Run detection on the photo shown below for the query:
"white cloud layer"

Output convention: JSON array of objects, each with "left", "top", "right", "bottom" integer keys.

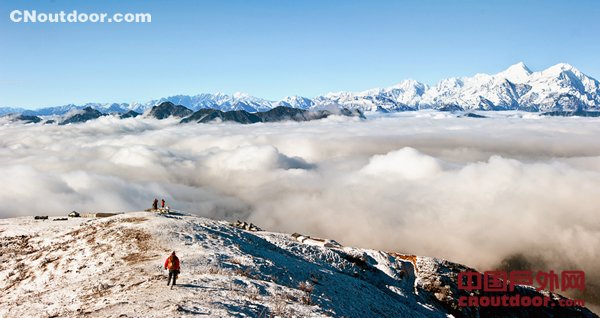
[{"left": 1, "top": 112, "right": 600, "bottom": 304}]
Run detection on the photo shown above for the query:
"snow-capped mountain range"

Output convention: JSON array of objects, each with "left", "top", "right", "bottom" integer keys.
[{"left": 2, "top": 62, "right": 599, "bottom": 116}]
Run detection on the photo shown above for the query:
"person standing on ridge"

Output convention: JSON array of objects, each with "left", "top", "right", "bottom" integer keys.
[
  {"left": 161, "top": 199, "right": 165, "bottom": 209},
  {"left": 152, "top": 198, "right": 158, "bottom": 210},
  {"left": 164, "top": 251, "right": 180, "bottom": 288}
]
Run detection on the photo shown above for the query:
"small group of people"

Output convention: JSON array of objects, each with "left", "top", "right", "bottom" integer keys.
[{"left": 152, "top": 198, "right": 167, "bottom": 210}]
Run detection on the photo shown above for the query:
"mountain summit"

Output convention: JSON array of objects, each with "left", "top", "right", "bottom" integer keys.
[{"left": 495, "top": 62, "right": 532, "bottom": 83}]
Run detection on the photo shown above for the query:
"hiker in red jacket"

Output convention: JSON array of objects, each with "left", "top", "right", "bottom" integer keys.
[{"left": 164, "top": 251, "right": 180, "bottom": 288}]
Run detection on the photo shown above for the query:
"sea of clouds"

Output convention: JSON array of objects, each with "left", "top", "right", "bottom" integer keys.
[{"left": 1, "top": 111, "right": 599, "bottom": 305}]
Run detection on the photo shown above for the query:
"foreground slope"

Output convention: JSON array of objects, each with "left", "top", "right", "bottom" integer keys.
[{"left": 0, "top": 212, "right": 596, "bottom": 317}]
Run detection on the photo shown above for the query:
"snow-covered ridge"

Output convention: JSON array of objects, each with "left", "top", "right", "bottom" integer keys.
[
  {"left": 2, "top": 62, "right": 599, "bottom": 116},
  {"left": 1, "top": 212, "right": 596, "bottom": 317}
]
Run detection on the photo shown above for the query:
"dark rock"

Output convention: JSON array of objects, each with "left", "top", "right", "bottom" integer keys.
[
  {"left": 552, "top": 93, "right": 585, "bottom": 112},
  {"left": 542, "top": 110, "right": 600, "bottom": 117},
  {"left": 119, "top": 110, "right": 140, "bottom": 119},
  {"left": 181, "top": 108, "right": 261, "bottom": 124},
  {"left": 59, "top": 107, "right": 104, "bottom": 125},
  {"left": 477, "top": 97, "right": 496, "bottom": 110},
  {"left": 181, "top": 106, "right": 364, "bottom": 124},
  {"left": 257, "top": 106, "right": 313, "bottom": 122},
  {"left": 338, "top": 108, "right": 366, "bottom": 119},
  {"left": 376, "top": 106, "right": 390, "bottom": 113},
  {"left": 146, "top": 102, "right": 193, "bottom": 119},
  {"left": 14, "top": 115, "right": 42, "bottom": 124},
  {"left": 461, "top": 113, "right": 487, "bottom": 118},
  {"left": 438, "top": 104, "right": 464, "bottom": 112}
]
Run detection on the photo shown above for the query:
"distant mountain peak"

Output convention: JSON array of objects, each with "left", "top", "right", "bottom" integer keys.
[
  {"left": 390, "top": 79, "right": 426, "bottom": 90},
  {"left": 551, "top": 62, "right": 575, "bottom": 70},
  {"left": 543, "top": 62, "right": 580, "bottom": 76},
  {"left": 232, "top": 92, "right": 251, "bottom": 99},
  {"left": 512, "top": 61, "right": 530, "bottom": 70},
  {"left": 495, "top": 62, "right": 532, "bottom": 83}
]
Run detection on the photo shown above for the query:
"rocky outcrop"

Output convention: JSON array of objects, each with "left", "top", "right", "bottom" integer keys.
[
  {"left": 59, "top": 107, "right": 104, "bottom": 125},
  {"left": 145, "top": 102, "right": 193, "bottom": 119},
  {"left": 181, "top": 106, "right": 365, "bottom": 124}
]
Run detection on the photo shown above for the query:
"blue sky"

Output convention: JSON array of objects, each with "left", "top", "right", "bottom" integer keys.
[{"left": 1, "top": 0, "right": 599, "bottom": 108}]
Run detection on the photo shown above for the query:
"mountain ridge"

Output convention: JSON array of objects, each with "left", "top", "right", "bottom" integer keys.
[
  {"left": 2, "top": 62, "right": 599, "bottom": 116},
  {"left": 0, "top": 211, "right": 597, "bottom": 317}
]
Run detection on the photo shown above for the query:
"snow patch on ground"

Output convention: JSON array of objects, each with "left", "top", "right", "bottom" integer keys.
[{"left": 1, "top": 212, "right": 597, "bottom": 317}]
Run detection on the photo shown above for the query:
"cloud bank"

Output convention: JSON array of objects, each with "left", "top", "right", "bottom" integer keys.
[{"left": 1, "top": 112, "right": 600, "bottom": 307}]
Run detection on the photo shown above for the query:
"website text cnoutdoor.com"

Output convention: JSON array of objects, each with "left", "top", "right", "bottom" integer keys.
[
  {"left": 459, "top": 294, "right": 585, "bottom": 308},
  {"left": 10, "top": 10, "right": 151, "bottom": 23}
]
